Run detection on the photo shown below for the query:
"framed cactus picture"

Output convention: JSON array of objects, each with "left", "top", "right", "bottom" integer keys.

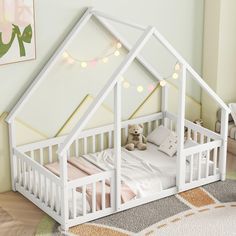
[{"left": 0, "top": 0, "right": 36, "bottom": 65}]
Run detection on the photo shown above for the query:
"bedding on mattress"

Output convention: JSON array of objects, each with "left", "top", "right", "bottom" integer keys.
[
  {"left": 83, "top": 142, "right": 218, "bottom": 193},
  {"left": 44, "top": 159, "right": 136, "bottom": 211}
]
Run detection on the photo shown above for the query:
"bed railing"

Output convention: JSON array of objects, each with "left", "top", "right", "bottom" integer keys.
[{"left": 165, "top": 112, "right": 222, "bottom": 189}]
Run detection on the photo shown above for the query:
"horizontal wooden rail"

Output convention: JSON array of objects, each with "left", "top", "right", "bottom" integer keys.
[
  {"left": 18, "top": 112, "right": 163, "bottom": 153},
  {"left": 183, "top": 140, "right": 222, "bottom": 156},
  {"left": 166, "top": 112, "right": 221, "bottom": 140}
]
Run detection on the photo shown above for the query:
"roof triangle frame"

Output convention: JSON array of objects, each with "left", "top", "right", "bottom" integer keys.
[{"left": 6, "top": 7, "right": 230, "bottom": 156}]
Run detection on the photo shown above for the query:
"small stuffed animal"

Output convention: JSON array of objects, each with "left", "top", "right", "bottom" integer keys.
[{"left": 125, "top": 124, "right": 147, "bottom": 151}]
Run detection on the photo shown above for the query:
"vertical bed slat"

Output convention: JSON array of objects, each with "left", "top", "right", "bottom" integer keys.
[
  {"left": 100, "top": 133, "right": 104, "bottom": 151},
  {"left": 33, "top": 169, "right": 37, "bottom": 196},
  {"left": 72, "top": 188, "right": 76, "bottom": 218},
  {"left": 92, "top": 135, "right": 96, "bottom": 153},
  {"left": 56, "top": 185, "right": 60, "bottom": 214},
  {"left": 200, "top": 134, "right": 204, "bottom": 144},
  {"left": 198, "top": 153, "right": 201, "bottom": 180},
  {"left": 45, "top": 178, "right": 48, "bottom": 206},
  {"left": 82, "top": 185, "right": 86, "bottom": 216},
  {"left": 92, "top": 182, "right": 96, "bottom": 213},
  {"left": 84, "top": 138, "right": 87, "bottom": 154},
  {"left": 50, "top": 181, "right": 55, "bottom": 211},
  {"left": 39, "top": 148, "right": 43, "bottom": 165},
  {"left": 108, "top": 131, "right": 112, "bottom": 148},
  {"left": 193, "top": 131, "right": 198, "bottom": 142},
  {"left": 48, "top": 146, "right": 52, "bottom": 163},
  {"left": 75, "top": 139, "right": 79, "bottom": 157},
  {"left": 187, "top": 128, "right": 191, "bottom": 140},
  {"left": 205, "top": 137, "right": 210, "bottom": 177},
  {"left": 17, "top": 156, "right": 21, "bottom": 184},
  {"left": 189, "top": 155, "right": 193, "bottom": 183},
  {"left": 213, "top": 147, "right": 217, "bottom": 175},
  {"left": 30, "top": 150, "right": 34, "bottom": 160},
  {"left": 101, "top": 180, "right": 106, "bottom": 210}
]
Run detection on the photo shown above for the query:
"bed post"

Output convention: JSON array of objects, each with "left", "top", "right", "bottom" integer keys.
[
  {"left": 219, "top": 109, "right": 229, "bottom": 181},
  {"left": 59, "top": 152, "right": 69, "bottom": 231},
  {"left": 114, "top": 81, "right": 121, "bottom": 210},
  {"left": 8, "top": 120, "right": 17, "bottom": 191},
  {"left": 176, "top": 65, "right": 186, "bottom": 191},
  {"left": 161, "top": 84, "right": 168, "bottom": 127}
]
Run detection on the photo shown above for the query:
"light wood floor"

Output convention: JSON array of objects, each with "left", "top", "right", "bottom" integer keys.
[{"left": 0, "top": 153, "right": 235, "bottom": 235}]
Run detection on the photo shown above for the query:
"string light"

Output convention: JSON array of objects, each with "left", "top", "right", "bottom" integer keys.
[
  {"left": 80, "top": 62, "right": 87, "bottom": 68},
  {"left": 102, "top": 57, "right": 109, "bottom": 63},
  {"left": 172, "top": 72, "right": 179, "bottom": 79},
  {"left": 137, "top": 86, "right": 144, "bottom": 93},
  {"left": 123, "top": 81, "right": 130, "bottom": 89},
  {"left": 62, "top": 41, "right": 122, "bottom": 67},
  {"left": 116, "top": 42, "right": 122, "bottom": 49},
  {"left": 160, "top": 80, "right": 167, "bottom": 87},
  {"left": 114, "top": 50, "right": 120, "bottom": 56},
  {"left": 174, "top": 63, "right": 181, "bottom": 71}
]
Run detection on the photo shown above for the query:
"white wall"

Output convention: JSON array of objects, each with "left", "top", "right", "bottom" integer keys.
[{"left": 202, "top": 0, "right": 236, "bottom": 129}]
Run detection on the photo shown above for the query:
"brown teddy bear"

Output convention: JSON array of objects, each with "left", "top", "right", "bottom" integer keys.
[{"left": 125, "top": 124, "right": 147, "bottom": 151}]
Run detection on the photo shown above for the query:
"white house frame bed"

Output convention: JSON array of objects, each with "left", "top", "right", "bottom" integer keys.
[{"left": 6, "top": 8, "right": 230, "bottom": 231}]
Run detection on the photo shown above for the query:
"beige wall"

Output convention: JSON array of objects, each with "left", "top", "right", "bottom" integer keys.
[
  {"left": 202, "top": 0, "right": 236, "bottom": 130},
  {"left": 0, "top": 0, "right": 204, "bottom": 192}
]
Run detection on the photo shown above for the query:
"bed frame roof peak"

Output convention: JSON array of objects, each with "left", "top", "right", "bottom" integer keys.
[{"left": 6, "top": 7, "right": 230, "bottom": 151}]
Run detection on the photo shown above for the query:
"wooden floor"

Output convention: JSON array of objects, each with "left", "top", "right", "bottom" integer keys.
[{"left": 0, "top": 153, "right": 235, "bottom": 236}]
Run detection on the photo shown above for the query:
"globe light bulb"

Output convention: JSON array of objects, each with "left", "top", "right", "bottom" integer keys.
[
  {"left": 114, "top": 50, "right": 120, "bottom": 56},
  {"left": 123, "top": 81, "right": 130, "bottom": 89},
  {"left": 120, "top": 76, "right": 125, "bottom": 82},
  {"left": 67, "top": 58, "right": 75, "bottom": 64},
  {"left": 175, "top": 63, "right": 181, "bottom": 71},
  {"left": 137, "top": 86, "right": 144, "bottom": 93},
  {"left": 116, "top": 42, "right": 122, "bottom": 49},
  {"left": 81, "top": 62, "right": 87, "bottom": 68},
  {"left": 62, "top": 52, "right": 69, "bottom": 59},
  {"left": 160, "top": 80, "right": 167, "bottom": 87},
  {"left": 148, "top": 84, "right": 155, "bottom": 92},
  {"left": 172, "top": 72, "right": 179, "bottom": 79},
  {"left": 102, "top": 57, "right": 108, "bottom": 63}
]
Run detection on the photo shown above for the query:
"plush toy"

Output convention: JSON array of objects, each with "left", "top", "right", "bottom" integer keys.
[{"left": 125, "top": 124, "right": 147, "bottom": 151}]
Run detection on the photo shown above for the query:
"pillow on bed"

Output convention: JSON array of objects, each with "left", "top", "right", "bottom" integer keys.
[
  {"left": 147, "top": 125, "right": 171, "bottom": 146},
  {"left": 158, "top": 132, "right": 177, "bottom": 157}
]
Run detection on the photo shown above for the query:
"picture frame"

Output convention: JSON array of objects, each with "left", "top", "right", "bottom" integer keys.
[{"left": 0, "top": 0, "right": 36, "bottom": 66}]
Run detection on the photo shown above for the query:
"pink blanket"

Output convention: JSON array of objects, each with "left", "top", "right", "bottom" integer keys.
[{"left": 45, "top": 157, "right": 136, "bottom": 210}]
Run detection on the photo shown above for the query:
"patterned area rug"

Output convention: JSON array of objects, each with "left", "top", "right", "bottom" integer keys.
[{"left": 34, "top": 179, "right": 236, "bottom": 236}]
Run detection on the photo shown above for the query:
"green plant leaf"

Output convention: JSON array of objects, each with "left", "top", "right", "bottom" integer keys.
[{"left": 21, "top": 24, "right": 33, "bottom": 43}]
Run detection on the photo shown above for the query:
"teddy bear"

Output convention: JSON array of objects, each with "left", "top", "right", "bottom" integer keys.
[{"left": 125, "top": 124, "right": 147, "bottom": 151}]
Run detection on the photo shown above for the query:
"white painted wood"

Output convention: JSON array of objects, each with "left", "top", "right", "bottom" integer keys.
[
  {"left": 176, "top": 65, "right": 186, "bottom": 191},
  {"left": 75, "top": 139, "right": 79, "bottom": 157},
  {"left": 82, "top": 185, "right": 86, "bottom": 216},
  {"left": 92, "top": 10, "right": 146, "bottom": 31},
  {"left": 213, "top": 147, "right": 217, "bottom": 176},
  {"left": 72, "top": 188, "right": 76, "bottom": 219},
  {"left": 183, "top": 140, "right": 222, "bottom": 156},
  {"left": 161, "top": 85, "right": 168, "bottom": 126},
  {"left": 92, "top": 135, "right": 96, "bottom": 153},
  {"left": 219, "top": 109, "right": 229, "bottom": 180},
  {"left": 39, "top": 148, "right": 43, "bottom": 165},
  {"left": 189, "top": 155, "right": 193, "bottom": 183},
  {"left": 166, "top": 112, "right": 221, "bottom": 140},
  {"left": 59, "top": 153, "right": 69, "bottom": 229},
  {"left": 100, "top": 133, "right": 104, "bottom": 151},
  {"left": 101, "top": 180, "right": 106, "bottom": 210},
  {"left": 58, "top": 26, "right": 155, "bottom": 156},
  {"left": 114, "top": 82, "right": 121, "bottom": 210},
  {"left": 198, "top": 153, "right": 201, "bottom": 180},
  {"left": 94, "top": 15, "right": 163, "bottom": 81},
  {"left": 83, "top": 138, "right": 87, "bottom": 154},
  {"left": 49, "top": 146, "right": 52, "bottom": 163},
  {"left": 92, "top": 182, "right": 96, "bottom": 213},
  {"left": 8, "top": 122, "right": 17, "bottom": 191},
  {"left": 6, "top": 8, "right": 94, "bottom": 123}
]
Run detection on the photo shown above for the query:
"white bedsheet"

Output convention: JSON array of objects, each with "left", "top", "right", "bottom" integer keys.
[{"left": 83, "top": 142, "right": 218, "bottom": 195}]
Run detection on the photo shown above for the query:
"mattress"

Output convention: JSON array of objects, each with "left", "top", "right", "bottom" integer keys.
[
  {"left": 215, "top": 121, "right": 236, "bottom": 140},
  {"left": 83, "top": 142, "right": 218, "bottom": 195}
]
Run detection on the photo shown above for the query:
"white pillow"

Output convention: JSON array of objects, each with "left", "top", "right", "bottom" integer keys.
[
  {"left": 147, "top": 125, "right": 171, "bottom": 146},
  {"left": 158, "top": 132, "right": 177, "bottom": 157},
  {"left": 229, "top": 103, "right": 236, "bottom": 125}
]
